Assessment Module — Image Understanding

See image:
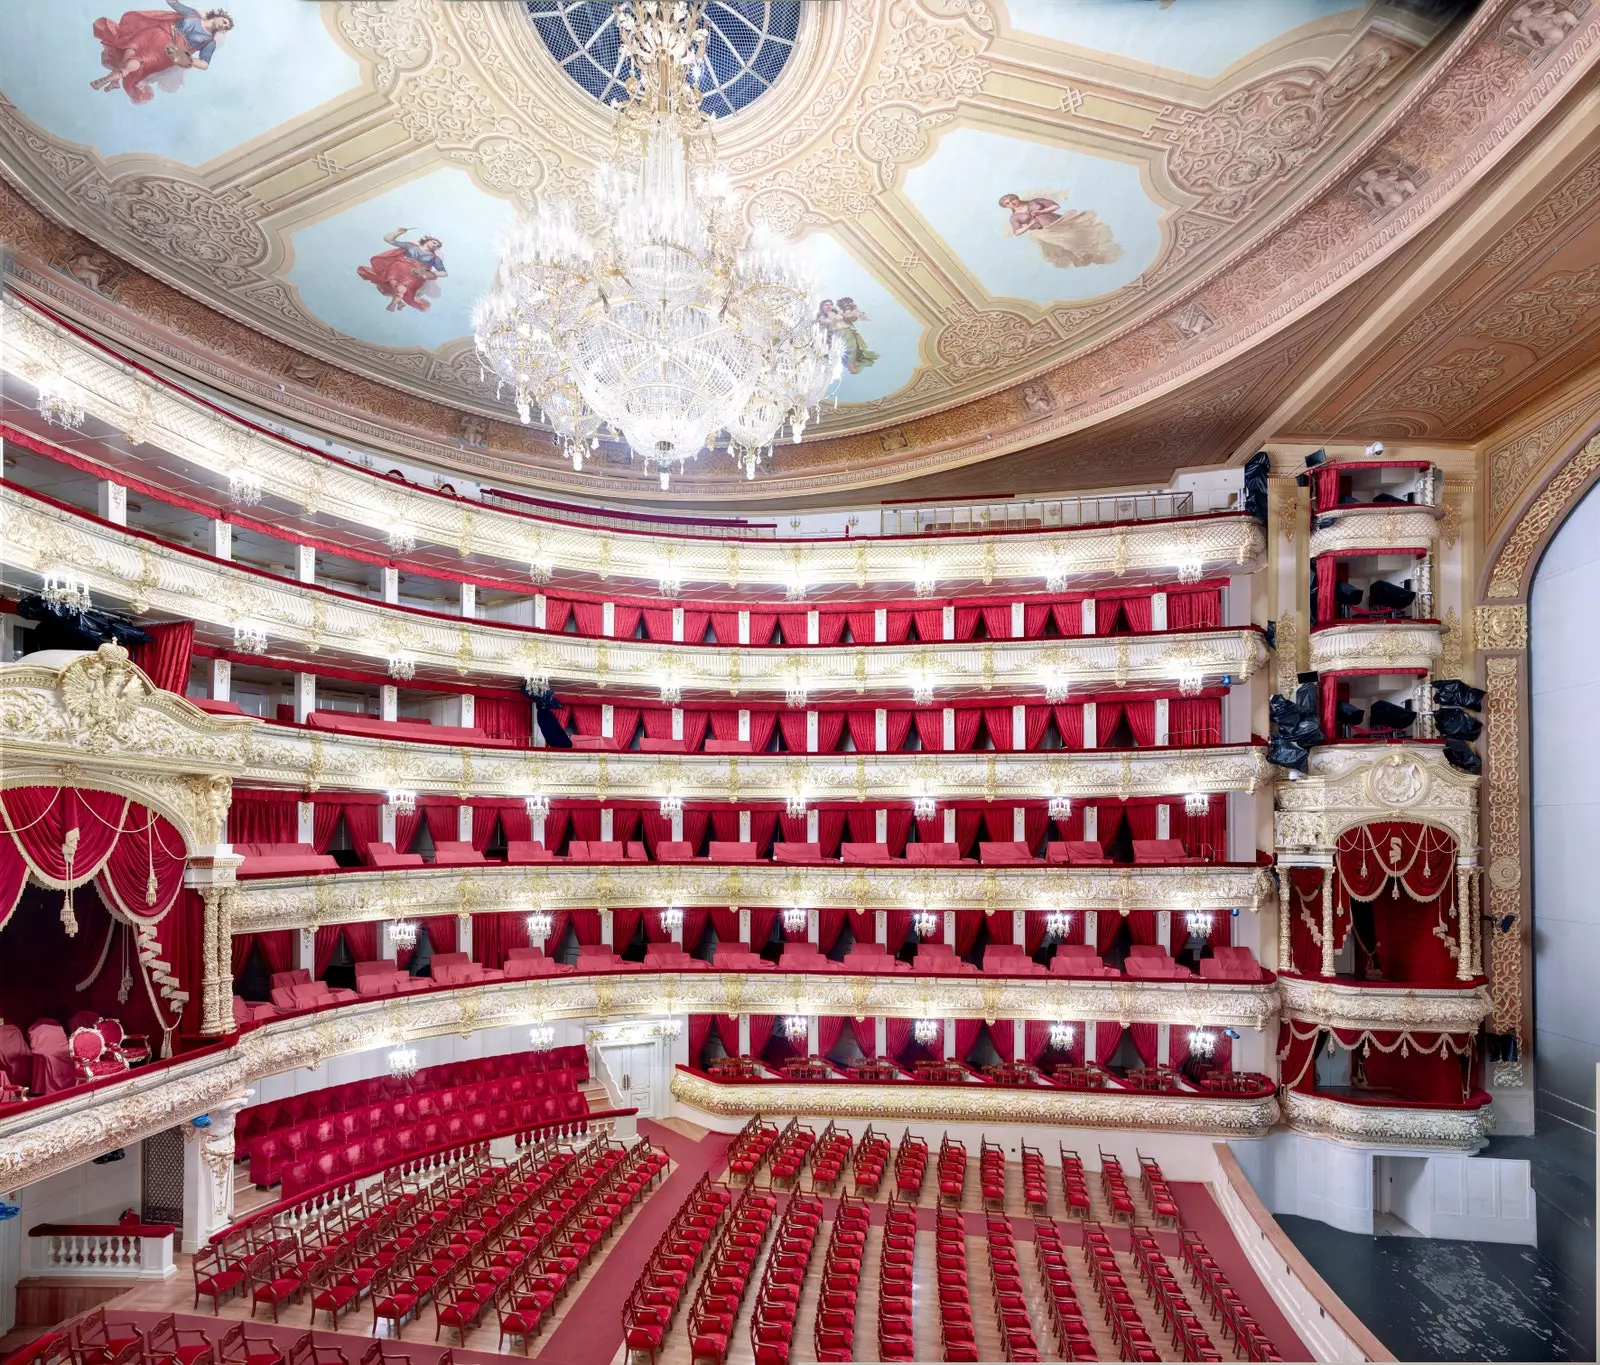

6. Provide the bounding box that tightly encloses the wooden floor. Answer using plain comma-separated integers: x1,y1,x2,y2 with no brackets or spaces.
103,1138,1257,1365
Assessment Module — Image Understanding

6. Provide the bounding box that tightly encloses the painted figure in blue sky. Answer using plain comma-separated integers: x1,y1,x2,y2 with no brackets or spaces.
91,1,233,104
818,297,878,375
358,227,448,313
999,192,1123,270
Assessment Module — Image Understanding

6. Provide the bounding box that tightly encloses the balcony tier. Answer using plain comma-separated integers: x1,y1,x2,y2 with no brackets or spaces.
4,488,1269,698
1280,1089,1493,1152
1305,621,1442,675
1307,506,1440,559
1277,974,1490,1034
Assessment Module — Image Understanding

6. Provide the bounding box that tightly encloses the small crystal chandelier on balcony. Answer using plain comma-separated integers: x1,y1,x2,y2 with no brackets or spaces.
659,906,684,935
912,795,936,821
529,1023,556,1051
658,673,683,705
913,1018,941,1047
785,793,807,818
912,910,939,939
525,794,551,821
390,919,419,949
388,1046,419,1079
474,0,841,484
388,653,417,682
1177,669,1204,697
387,523,417,554
782,1014,808,1042
526,910,554,941
1045,910,1073,939
35,373,86,430
782,907,808,935
1047,794,1072,822
785,679,808,709
909,671,934,706
228,467,263,507
387,789,417,814
232,622,268,655
1187,1027,1217,1059
41,569,92,614
1184,910,1215,938
1175,555,1204,585
1184,791,1212,817
659,793,684,819
1048,1021,1076,1051
1042,669,1071,705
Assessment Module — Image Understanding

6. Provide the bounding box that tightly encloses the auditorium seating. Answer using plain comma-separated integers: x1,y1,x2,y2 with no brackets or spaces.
934,1206,976,1361
353,962,423,997
681,1186,777,1363
1045,840,1113,865
1128,1224,1222,1361
643,944,710,971
623,1173,732,1365
430,842,487,867
807,1122,853,1193
1050,945,1121,979
1100,1150,1136,1223
503,947,574,978
936,1133,967,1206
1133,838,1202,866
876,1198,917,1361
269,970,358,1012
839,842,901,865
747,1193,822,1364
1139,1153,1182,1227
983,944,1047,975
709,942,776,971
725,1117,780,1185
852,1127,890,1196
1083,1222,1160,1361
235,843,340,877
427,953,503,986
835,942,910,973
984,1212,1041,1362
904,843,974,865
979,1138,1005,1209
1124,946,1195,980
1198,946,1266,981
1179,1228,1284,1362
978,842,1042,866
913,943,978,975
893,1131,927,1198
363,842,424,869
813,1195,867,1360
772,841,825,864
504,841,557,863
1033,1218,1097,1361
1059,1148,1091,1218
1020,1142,1049,1213
305,711,517,749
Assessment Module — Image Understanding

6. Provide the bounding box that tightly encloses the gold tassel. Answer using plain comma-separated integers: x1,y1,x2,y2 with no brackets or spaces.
61,827,81,936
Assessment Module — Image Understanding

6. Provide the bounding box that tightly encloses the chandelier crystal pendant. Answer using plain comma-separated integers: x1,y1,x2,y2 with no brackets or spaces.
1045,910,1073,939
782,907,808,935
387,789,417,815
529,1024,556,1051
913,1018,941,1047
785,793,807,818
1187,1027,1217,1059
1184,791,1211,817
475,0,842,482
782,1014,808,1043
525,794,551,821
41,569,92,614
659,906,684,935
388,1046,419,1079
526,910,554,941
1184,910,1215,938
1047,795,1072,822
912,795,936,821
232,622,268,655
912,910,939,939
1048,1021,1076,1051
390,919,419,949
659,794,684,819
388,653,417,682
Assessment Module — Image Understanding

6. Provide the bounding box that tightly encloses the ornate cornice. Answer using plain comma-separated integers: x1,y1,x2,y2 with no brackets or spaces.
1,297,1267,588
228,862,1275,931
2,488,1268,699
0,654,1269,801
0,970,1277,1188
1278,974,1490,1035
1281,1088,1493,1152
1305,622,1443,675
1274,745,1479,857
670,1066,1279,1136
1308,508,1440,559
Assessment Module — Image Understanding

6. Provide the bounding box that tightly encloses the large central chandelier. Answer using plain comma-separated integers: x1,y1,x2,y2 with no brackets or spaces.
475,0,841,486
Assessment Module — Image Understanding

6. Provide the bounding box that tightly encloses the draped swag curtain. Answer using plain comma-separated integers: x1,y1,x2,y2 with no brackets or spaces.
131,621,195,694
1277,1020,1474,1102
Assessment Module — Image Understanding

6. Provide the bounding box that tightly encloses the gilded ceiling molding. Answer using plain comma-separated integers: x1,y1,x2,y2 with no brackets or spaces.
671,1067,1279,1136
1,1,1593,499
0,655,1271,802
2,488,1270,697
228,861,1273,931
1280,1089,1493,1152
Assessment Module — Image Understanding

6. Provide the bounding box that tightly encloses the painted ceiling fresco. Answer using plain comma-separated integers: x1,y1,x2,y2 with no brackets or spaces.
0,0,1498,495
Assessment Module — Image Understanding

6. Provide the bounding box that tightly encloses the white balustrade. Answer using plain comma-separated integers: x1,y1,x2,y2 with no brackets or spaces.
24,1226,177,1280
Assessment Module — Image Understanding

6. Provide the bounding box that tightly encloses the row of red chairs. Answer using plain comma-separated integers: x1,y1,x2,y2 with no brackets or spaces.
1129,1225,1223,1362
1020,1143,1048,1213
935,1207,977,1361
877,1197,918,1361
623,1174,733,1365
979,1138,1005,1209
1100,1148,1137,1223
937,1134,967,1206
748,1194,824,1364
1059,1147,1091,1219
237,1049,586,1141
768,1119,815,1188
683,1187,778,1363
813,1195,868,1361
807,1120,853,1192
853,1126,890,1195
894,1130,928,1197
1139,1153,1182,1227
725,1116,780,1184
1032,1218,1098,1362
1180,1229,1284,1363
59,1306,443,1365
1083,1222,1161,1362
984,1212,1041,1361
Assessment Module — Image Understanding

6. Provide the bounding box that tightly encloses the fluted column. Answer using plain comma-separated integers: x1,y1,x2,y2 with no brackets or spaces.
1319,865,1335,979
1277,869,1291,973
1456,862,1474,981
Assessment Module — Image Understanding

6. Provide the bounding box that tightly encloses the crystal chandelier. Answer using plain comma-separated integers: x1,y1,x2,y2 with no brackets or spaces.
1184,791,1211,817
1175,555,1204,584
1048,1021,1076,1051
387,789,417,814
529,1024,556,1051
388,653,417,681
41,570,92,614
1047,795,1072,821
658,573,683,598
659,674,683,705
390,919,419,949
785,793,807,818
785,680,808,709
1042,669,1070,705
782,907,808,934
782,1014,808,1042
525,794,551,821
910,673,934,706
1045,568,1069,594
912,910,939,939
1045,910,1072,938
912,795,936,821
1184,910,1215,938
1177,669,1204,697
913,1018,940,1047
474,0,841,482
228,468,263,507
388,1046,419,1079
233,622,268,654
659,906,684,934
527,910,553,941
659,793,684,819
35,374,86,430
1187,1027,1217,1059
530,560,554,586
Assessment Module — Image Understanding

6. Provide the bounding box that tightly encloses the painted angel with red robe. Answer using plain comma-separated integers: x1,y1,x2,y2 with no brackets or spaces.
91,1,233,105
357,228,449,313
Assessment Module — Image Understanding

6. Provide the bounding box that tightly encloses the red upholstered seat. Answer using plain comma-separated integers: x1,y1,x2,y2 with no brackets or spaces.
703,738,753,753
235,842,339,876
1132,838,1202,865
637,737,686,753
914,944,977,975
979,842,1041,865
654,840,697,861
431,840,487,866
773,842,827,864
430,952,503,985
708,840,760,861
566,734,619,750
1046,840,1113,866
505,947,571,978
353,960,417,996
982,945,1046,976
70,1027,128,1081
1050,946,1120,979
904,842,973,865
364,841,425,868
840,842,901,865
504,840,557,863
1124,946,1194,979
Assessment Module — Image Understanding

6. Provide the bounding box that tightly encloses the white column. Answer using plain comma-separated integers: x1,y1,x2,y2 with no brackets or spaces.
943,911,956,945
671,810,684,841
807,911,819,946
942,809,956,843
807,611,819,645
1151,592,1168,632
98,480,127,526
1156,804,1171,839
295,543,316,584
807,1016,820,1056
672,607,685,642
1083,808,1098,841
874,1017,887,1058
875,709,887,751
739,908,751,944
296,801,314,846
672,708,684,741
874,810,887,842
1012,704,1026,750
380,802,398,846
1157,1024,1171,1066
378,920,399,962
600,910,613,949
460,693,475,729
1014,1024,1027,1062
1085,1021,1098,1064
459,582,476,619
294,926,314,972
739,811,752,842
294,672,316,723
456,914,472,960
601,704,614,738
1010,602,1024,638
671,914,684,947
1157,909,1171,951
382,567,399,604
739,1014,752,1056
875,911,887,945
1083,702,1098,748
942,708,956,750
1013,807,1026,840
180,1094,250,1253
602,602,616,636
1154,698,1170,745
737,610,750,645
534,594,547,629
805,810,818,842
806,711,819,752
600,808,614,841
380,684,398,722
211,520,232,560
873,608,887,643
1013,910,1025,947
943,1019,956,1060
532,810,547,844
458,806,473,842
210,657,230,703
737,709,750,741
1084,910,1098,948
942,606,955,641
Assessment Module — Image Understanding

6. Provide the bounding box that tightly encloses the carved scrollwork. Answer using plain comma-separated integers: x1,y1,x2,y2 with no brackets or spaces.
1281,1089,1493,1151
1278,974,1491,1034
1306,623,1443,674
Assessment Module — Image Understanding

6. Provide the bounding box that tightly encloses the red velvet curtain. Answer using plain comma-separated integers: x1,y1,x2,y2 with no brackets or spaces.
1168,588,1221,630
817,1015,846,1057
912,608,944,643
884,809,912,856
883,910,912,952
847,908,877,946
778,713,808,753
423,803,460,848
688,1013,714,1064
1025,911,1050,955
954,809,984,856
1024,1020,1052,1064
983,707,1015,751
748,1014,776,1059
1024,706,1054,750
1169,698,1221,746
232,929,292,976
1129,1023,1158,1066
1,787,129,928
816,810,847,858
884,1017,913,1062
683,611,710,644
1121,595,1153,634
884,712,913,752
569,909,601,945
954,911,982,956
846,713,876,753
1174,795,1227,861
986,911,1014,946
475,696,531,745
1095,1024,1124,1066
1127,912,1158,946
817,713,845,753
1124,701,1156,748
817,908,847,954
989,1019,1014,1061
312,800,343,854
914,710,945,753
749,909,778,952
1054,704,1085,750
132,621,195,694
954,1019,982,1061
1096,911,1123,956
343,803,381,861
227,790,298,846
1052,602,1083,636
571,602,606,636
953,710,983,753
